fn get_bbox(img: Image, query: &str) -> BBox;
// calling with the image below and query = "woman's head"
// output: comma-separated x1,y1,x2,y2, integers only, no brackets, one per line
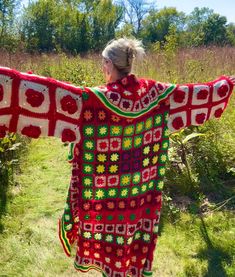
102,37,145,83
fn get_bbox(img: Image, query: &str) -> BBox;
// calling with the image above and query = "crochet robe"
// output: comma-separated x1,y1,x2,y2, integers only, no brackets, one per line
0,66,234,277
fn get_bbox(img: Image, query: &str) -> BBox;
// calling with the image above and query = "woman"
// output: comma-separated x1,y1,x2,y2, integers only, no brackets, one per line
0,38,234,277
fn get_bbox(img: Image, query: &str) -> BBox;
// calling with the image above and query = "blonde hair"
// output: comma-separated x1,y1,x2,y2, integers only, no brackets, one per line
102,37,145,75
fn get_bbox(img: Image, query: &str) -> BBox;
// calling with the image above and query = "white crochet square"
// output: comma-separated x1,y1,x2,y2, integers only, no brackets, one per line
0,114,12,129
17,115,49,136
167,111,187,132
210,102,226,119
0,74,13,109
54,120,80,142
192,85,210,106
55,87,82,119
212,80,230,102
191,108,209,126
169,85,189,109
19,80,50,113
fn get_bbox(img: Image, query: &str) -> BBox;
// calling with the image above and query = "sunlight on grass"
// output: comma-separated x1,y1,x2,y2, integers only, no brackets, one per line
0,137,234,276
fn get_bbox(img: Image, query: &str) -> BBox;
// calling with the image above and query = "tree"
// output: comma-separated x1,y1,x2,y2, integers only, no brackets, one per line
202,13,228,46
21,0,57,52
0,0,20,49
141,7,185,45
117,0,156,35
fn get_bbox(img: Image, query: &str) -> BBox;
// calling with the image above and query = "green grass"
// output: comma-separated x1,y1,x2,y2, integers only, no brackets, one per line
0,138,234,276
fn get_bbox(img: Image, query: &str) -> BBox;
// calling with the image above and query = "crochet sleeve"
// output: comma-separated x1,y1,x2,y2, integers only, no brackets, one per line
166,76,234,133
0,66,86,142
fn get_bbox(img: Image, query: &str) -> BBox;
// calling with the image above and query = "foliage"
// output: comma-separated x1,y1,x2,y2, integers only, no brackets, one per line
1,1,235,53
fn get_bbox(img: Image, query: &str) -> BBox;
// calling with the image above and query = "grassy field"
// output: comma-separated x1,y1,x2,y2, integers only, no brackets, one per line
0,138,234,277
0,47,235,276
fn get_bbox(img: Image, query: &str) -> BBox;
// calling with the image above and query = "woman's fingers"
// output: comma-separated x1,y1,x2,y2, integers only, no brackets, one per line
227,75,235,84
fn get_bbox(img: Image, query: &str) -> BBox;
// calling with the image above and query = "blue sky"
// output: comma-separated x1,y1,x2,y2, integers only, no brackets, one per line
157,0,235,23
21,0,235,23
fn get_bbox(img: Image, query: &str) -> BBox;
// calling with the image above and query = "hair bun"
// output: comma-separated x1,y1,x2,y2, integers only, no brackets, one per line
102,37,145,75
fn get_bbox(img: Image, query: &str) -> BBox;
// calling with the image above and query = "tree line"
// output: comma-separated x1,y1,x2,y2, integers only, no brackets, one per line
1,0,235,53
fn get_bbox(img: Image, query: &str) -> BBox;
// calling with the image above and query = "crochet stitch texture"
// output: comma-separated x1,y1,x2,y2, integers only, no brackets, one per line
0,67,234,277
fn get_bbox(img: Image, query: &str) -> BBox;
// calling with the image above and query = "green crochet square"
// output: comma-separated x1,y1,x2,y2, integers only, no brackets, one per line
97,125,109,137
83,164,93,174
83,125,95,137
154,114,163,126
145,117,153,130
124,125,135,136
131,186,140,196
107,188,118,198
135,121,144,134
134,135,143,148
122,137,133,150
120,174,131,186
161,139,169,150
82,189,93,200
82,176,93,187
84,139,95,151
119,187,129,198
83,152,94,162
95,188,107,200
132,172,141,184
110,125,123,136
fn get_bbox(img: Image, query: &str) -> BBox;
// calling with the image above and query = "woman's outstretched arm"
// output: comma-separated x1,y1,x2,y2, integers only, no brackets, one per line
0,66,88,142
164,75,235,133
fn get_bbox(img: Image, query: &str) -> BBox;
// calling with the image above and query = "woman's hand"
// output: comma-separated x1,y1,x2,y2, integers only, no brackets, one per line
227,75,235,85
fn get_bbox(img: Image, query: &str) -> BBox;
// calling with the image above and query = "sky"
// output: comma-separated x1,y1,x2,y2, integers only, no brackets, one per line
21,0,235,23
157,0,235,23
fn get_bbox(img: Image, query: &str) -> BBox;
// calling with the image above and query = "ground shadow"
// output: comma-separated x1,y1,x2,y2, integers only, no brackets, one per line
192,214,232,277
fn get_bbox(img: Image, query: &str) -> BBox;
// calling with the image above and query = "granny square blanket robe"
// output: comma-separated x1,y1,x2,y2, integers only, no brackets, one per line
0,66,234,277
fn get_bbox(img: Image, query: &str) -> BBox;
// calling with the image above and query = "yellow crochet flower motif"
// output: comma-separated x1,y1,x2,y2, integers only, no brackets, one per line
96,189,105,199
136,122,144,133
84,165,92,173
162,142,168,149
158,181,164,189
155,115,161,125
152,156,158,165
85,127,94,136
84,178,92,186
84,153,93,161
110,153,119,162
164,128,170,136
153,143,160,152
148,181,154,189
85,141,94,149
132,187,139,195
96,164,105,174
143,146,150,155
108,189,116,197
124,126,134,135
121,189,128,197
121,175,130,185
123,138,132,148
112,126,121,135
84,190,92,198
135,137,142,146
160,154,167,162
159,168,166,176
143,158,150,167
145,118,152,129
83,232,91,239
99,126,108,135
97,153,107,162
133,174,140,183
109,165,118,173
